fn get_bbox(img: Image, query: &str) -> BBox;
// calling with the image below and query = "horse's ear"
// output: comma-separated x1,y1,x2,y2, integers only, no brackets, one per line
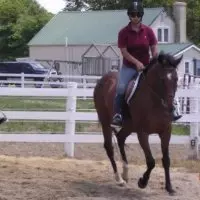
174,54,183,68
158,51,167,65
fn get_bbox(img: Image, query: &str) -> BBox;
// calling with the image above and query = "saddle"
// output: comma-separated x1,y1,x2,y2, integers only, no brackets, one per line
125,72,142,104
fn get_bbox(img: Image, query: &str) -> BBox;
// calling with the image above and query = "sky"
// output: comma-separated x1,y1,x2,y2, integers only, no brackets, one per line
36,0,66,14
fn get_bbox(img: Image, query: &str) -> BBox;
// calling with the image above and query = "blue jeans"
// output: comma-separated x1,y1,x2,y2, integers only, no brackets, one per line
116,64,138,95
114,64,138,114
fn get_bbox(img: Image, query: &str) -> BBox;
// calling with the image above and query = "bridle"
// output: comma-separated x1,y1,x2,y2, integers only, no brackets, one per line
141,67,177,109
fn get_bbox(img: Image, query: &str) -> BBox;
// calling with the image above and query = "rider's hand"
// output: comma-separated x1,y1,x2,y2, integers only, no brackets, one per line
135,61,145,71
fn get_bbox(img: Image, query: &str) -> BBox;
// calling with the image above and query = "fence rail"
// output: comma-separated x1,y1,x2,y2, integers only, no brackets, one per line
0,73,101,88
0,82,199,158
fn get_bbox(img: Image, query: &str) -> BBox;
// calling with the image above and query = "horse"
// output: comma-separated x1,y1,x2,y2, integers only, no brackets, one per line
93,51,183,195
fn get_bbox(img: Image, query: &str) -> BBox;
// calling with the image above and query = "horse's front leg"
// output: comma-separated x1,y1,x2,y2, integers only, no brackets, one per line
137,133,155,189
160,132,175,195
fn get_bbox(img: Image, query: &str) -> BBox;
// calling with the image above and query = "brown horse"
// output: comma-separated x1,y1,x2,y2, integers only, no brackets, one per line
93,52,183,195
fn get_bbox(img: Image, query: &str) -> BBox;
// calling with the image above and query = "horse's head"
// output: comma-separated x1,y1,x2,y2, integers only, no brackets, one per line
145,51,183,110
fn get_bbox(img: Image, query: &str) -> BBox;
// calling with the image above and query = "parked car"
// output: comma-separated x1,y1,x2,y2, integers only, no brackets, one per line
0,61,49,87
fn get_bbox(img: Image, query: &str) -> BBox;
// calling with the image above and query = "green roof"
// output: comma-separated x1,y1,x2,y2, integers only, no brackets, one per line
158,43,192,55
28,8,163,46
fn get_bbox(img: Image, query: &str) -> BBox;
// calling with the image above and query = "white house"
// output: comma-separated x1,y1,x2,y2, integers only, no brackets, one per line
28,1,200,77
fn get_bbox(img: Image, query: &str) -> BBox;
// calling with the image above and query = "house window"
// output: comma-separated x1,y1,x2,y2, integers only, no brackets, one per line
157,27,169,43
185,62,189,74
164,29,169,42
193,59,200,76
197,60,200,76
157,29,162,42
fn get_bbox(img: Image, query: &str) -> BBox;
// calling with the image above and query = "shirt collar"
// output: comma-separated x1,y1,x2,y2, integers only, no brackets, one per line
127,22,144,32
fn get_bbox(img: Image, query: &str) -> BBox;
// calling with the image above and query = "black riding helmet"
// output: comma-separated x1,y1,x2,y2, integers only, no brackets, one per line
127,0,144,18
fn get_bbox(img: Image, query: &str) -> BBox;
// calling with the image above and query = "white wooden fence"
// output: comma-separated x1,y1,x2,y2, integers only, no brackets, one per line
0,82,200,158
0,73,100,88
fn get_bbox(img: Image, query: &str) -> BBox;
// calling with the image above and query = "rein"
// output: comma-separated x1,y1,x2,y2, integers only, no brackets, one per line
141,72,169,109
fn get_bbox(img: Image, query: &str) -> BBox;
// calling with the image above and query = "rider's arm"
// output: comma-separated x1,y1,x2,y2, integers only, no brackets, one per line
120,48,140,66
150,45,158,58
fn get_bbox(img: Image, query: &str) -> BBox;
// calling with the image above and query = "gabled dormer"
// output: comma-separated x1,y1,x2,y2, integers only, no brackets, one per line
150,1,187,44
151,11,174,43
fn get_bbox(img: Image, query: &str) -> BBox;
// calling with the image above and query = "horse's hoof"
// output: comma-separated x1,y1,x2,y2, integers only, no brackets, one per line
121,173,128,183
167,188,176,196
117,179,126,187
115,172,126,187
138,178,147,189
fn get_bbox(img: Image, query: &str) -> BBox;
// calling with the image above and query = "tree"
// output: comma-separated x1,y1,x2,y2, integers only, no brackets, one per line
185,0,200,45
86,0,174,10
63,0,89,11
85,0,129,10
0,0,53,60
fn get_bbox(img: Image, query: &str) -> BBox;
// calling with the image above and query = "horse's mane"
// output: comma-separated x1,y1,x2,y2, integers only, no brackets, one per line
143,56,157,75
143,51,182,75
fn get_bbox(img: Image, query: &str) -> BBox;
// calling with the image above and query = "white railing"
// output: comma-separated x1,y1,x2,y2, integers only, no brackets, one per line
0,82,199,158
0,73,101,88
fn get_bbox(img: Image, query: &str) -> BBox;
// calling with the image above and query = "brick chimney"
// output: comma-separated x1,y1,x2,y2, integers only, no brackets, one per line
173,1,187,43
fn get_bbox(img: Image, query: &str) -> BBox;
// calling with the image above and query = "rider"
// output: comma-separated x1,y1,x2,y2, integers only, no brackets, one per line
111,0,182,128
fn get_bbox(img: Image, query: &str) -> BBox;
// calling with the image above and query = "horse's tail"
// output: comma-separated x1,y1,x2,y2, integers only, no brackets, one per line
93,71,117,127
93,73,108,108
93,76,104,125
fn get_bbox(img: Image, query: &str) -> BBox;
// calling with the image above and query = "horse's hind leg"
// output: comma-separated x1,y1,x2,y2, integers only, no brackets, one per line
93,78,125,185
101,123,126,186
137,133,155,189
115,127,131,183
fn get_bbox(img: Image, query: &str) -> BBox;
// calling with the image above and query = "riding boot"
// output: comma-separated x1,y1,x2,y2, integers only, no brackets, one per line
0,113,7,124
111,94,124,128
172,98,182,121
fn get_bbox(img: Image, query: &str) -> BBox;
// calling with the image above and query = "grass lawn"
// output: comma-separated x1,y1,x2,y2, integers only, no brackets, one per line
172,123,190,135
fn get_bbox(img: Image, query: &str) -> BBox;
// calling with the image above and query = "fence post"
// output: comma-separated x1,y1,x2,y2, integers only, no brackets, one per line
83,76,87,100
21,73,25,88
64,82,77,157
189,82,199,159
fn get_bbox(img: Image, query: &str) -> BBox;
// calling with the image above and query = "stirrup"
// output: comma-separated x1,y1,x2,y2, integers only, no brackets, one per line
111,114,122,129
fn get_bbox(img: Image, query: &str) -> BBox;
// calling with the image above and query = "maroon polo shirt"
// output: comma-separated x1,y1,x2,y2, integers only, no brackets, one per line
118,22,157,68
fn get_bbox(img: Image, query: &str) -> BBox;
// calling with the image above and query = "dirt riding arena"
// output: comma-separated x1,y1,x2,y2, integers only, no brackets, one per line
0,143,199,200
